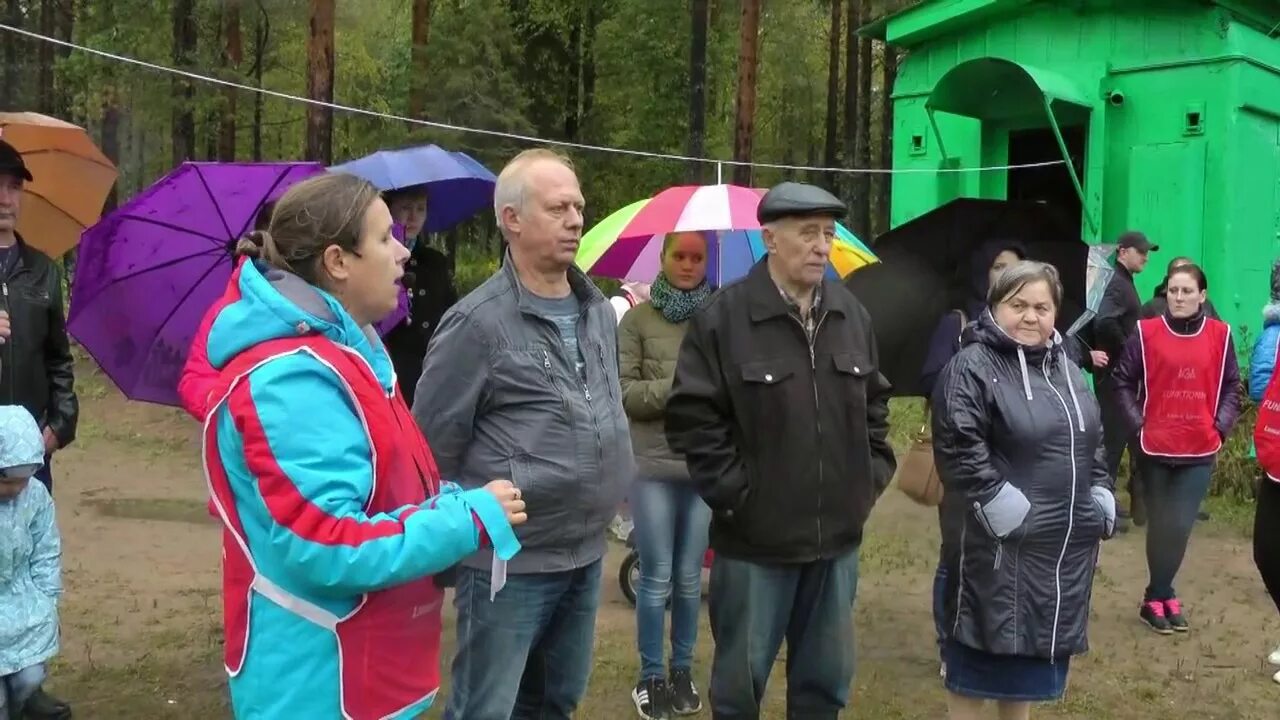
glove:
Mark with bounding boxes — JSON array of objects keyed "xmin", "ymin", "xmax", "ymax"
[
  {"xmin": 974, "ymin": 482, "xmax": 1030, "ymax": 539},
  {"xmin": 1091, "ymin": 486, "xmax": 1116, "ymax": 539}
]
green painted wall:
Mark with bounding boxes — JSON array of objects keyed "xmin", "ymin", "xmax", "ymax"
[{"xmin": 886, "ymin": 0, "xmax": 1280, "ymax": 347}]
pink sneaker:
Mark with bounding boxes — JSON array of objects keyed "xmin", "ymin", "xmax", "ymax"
[
  {"xmin": 1139, "ymin": 600, "xmax": 1173, "ymax": 634},
  {"xmin": 1163, "ymin": 598, "xmax": 1189, "ymax": 632}
]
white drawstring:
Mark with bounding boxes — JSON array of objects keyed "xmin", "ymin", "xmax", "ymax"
[
  {"xmin": 1016, "ymin": 347, "xmax": 1033, "ymax": 400},
  {"xmin": 1044, "ymin": 352, "xmax": 1086, "ymax": 431}
]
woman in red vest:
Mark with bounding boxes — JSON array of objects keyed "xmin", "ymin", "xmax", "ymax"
[
  {"xmin": 1113, "ymin": 263, "xmax": 1241, "ymax": 634},
  {"xmin": 201, "ymin": 173, "xmax": 526, "ymax": 719}
]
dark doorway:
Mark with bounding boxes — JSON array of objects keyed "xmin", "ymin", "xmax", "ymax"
[{"xmin": 1006, "ymin": 125, "xmax": 1087, "ymax": 240}]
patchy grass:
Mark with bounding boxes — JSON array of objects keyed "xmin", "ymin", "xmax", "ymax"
[{"xmin": 86, "ymin": 497, "xmax": 214, "ymax": 525}]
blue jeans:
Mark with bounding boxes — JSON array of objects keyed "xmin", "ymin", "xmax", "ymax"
[
  {"xmin": 932, "ymin": 557, "xmax": 947, "ymax": 653},
  {"xmin": 1140, "ymin": 460, "xmax": 1213, "ymax": 600},
  {"xmin": 0, "ymin": 664, "xmax": 45, "ymax": 715},
  {"xmin": 444, "ymin": 560, "xmax": 602, "ymax": 720},
  {"xmin": 707, "ymin": 549, "xmax": 860, "ymax": 720},
  {"xmin": 632, "ymin": 477, "xmax": 711, "ymax": 681}
]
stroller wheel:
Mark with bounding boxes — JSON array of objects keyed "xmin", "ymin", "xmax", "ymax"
[{"xmin": 620, "ymin": 549, "xmax": 640, "ymax": 607}]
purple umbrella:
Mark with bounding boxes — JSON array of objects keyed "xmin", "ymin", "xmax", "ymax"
[
  {"xmin": 67, "ymin": 161, "xmax": 325, "ymax": 407},
  {"xmin": 329, "ymin": 144, "xmax": 497, "ymax": 232}
]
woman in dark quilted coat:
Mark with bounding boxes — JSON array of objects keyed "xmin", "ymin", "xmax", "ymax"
[{"xmin": 931, "ymin": 261, "xmax": 1116, "ymax": 720}]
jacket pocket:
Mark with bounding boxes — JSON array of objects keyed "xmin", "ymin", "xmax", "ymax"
[
  {"xmin": 832, "ymin": 351, "xmax": 873, "ymax": 380},
  {"xmin": 507, "ymin": 453, "xmax": 579, "ymax": 548},
  {"xmin": 737, "ymin": 359, "xmax": 799, "ymax": 451},
  {"xmin": 974, "ymin": 482, "xmax": 1031, "ymax": 540},
  {"xmin": 491, "ymin": 347, "xmax": 571, "ymax": 418},
  {"xmin": 17, "ymin": 285, "xmax": 52, "ymax": 308},
  {"xmin": 740, "ymin": 360, "xmax": 795, "ymax": 386}
]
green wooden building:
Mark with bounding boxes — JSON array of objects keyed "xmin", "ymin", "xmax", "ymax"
[{"xmin": 868, "ymin": 0, "xmax": 1280, "ymax": 342}]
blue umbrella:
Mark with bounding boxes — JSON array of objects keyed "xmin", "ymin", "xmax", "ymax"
[{"xmin": 330, "ymin": 144, "xmax": 497, "ymax": 232}]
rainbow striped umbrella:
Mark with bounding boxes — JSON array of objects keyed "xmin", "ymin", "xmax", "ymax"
[{"xmin": 577, "ymin": 184, "xmax": 877, "ymax": 284}]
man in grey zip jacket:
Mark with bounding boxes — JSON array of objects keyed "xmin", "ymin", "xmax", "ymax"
[{"xmin": 414, "ymin": 149, "xmax": 633, "ymax": 720}]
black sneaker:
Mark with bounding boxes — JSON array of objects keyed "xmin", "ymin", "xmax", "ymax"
[
  {"xmin": 21, "ymin": 687, "xmax": 72, "ymax": 719},
  {"xmin": 632, "ymin": 677, "xmax": 671, "ymax": 720},
  {"xmin": 1164, "ymin": 598, "xmax": 1189, "ymax": 632},
  {"xmin": 668, "ymin": 668, "xmax": 702, "ymax": 715},
  {"xmin": 1140, "ymin": 600, "xmax": 1174, "ymax": 635}
]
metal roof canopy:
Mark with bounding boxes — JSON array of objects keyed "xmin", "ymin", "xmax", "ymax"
[{"xmin": 924, "ymin": 57, "xmax": 1098, "ymax": 234}]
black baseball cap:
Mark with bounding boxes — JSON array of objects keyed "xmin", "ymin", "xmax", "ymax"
[
  {"xmin": 1117, "ymin": 230, "xmax": 1158, "ymax": 253},
  {"xmin": 0, "ymin": 138, "xmax": 32, "ymax": 182}
]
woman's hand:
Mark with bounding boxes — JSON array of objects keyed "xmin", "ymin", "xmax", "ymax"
[
  {"xmin": 1090, "ymin": 350, "xmax": 1109, "ymax": 369},
  {"xmin": 484, "ymin": 479, "xmax": 528, "ymax": 526}
]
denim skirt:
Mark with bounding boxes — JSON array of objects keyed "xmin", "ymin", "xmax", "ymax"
[{"xmin": 943, "ymin": 639, "xmax": 1070, "ymax": 701}]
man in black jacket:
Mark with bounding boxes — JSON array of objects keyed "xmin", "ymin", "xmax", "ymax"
[
  {"xmin": 665, "ymin": 182, "xmax": 895, "ymax": 719},
  {"xmin": 380, "ymin": 186, "xmax": 458, "ymax": 405},
  {"xmin": 1094, "ymin": 230, "xmax": 1156, "ymax": 528},
  {"xmin": 0, "ymin": 140, "xmax": 78, "ymax": 496}
]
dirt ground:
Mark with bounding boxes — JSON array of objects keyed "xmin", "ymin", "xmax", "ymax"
[{"xmin": 43, "ymin": 362, "xmax": 1280, "ymax": 718}]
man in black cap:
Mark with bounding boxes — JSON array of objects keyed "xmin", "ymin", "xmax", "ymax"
[
  {"xmin": 1094, "ymin": 230, "xmax": 1157, "ymax": 528},
  {"xmin": 665, "ymin": 181, "xmax": 895, "ymax": 718},
  {"xmin": 0, "ymin": 138, "xmax": 79, "ymax": 502}
]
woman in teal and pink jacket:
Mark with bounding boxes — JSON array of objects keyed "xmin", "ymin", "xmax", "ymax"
[{"xmin": 202, "ymin": 173, "xmax": 524, "ymax": 719}]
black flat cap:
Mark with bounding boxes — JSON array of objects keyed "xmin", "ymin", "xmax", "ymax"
[
  {"xmin": 0, "ymin": 139, "xmax": 32, "ymax": 182},
  {"xmin": 757, "ymin": 181, "xmax": 846, "ymax": 224}
]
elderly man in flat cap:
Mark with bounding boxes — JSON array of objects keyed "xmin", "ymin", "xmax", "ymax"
[{"xmin": 665, "ymin": 181, "xmax": 895, "ymax": 719}]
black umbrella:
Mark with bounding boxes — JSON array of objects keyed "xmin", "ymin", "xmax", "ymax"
[{"xmin": 846, "ymin": 198, "xmax": 1088, "ymax": 397}]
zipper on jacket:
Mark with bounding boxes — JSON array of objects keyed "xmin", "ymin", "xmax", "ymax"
[
  {"xmin": 1041, "ymin": 355, "xmax": 1079, "ymax": 661},
  {"xmin": 1, "ymin": 282, "xmax": 11, "ymax": 404},
  {"xmin": 792, "ymin": 311, "xmax": 828, "ymax": 555}
]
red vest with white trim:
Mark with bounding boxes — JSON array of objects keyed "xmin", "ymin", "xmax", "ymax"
[
  {"xmin": 202, "ymin": 335, "xmax": 444, "ymax": 720},
  {"xmin": 1137, "ymin": 316, "xmax": 1230, "ymax": 458}
]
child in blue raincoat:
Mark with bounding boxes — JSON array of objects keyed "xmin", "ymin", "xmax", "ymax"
[{"xmin": 0, "ymin": 406, "xmax": 70, "ymax": 719}]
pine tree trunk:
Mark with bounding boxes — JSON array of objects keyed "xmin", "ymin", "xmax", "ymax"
[
  {"xmin": 731, "ymin": 0, "xmax": 762, "ymax": 187},
  {"xmin": 687, "ymin": 0, "xmax": 709, "ymax": 183},
  {"xmin": 252, "ymin": 4, "xmax": 269, "ymax": 161},
  {"xmin": 219, "ymin": 0, "xmax": 242, "ymax": 161},
  {"xmin": 171, "ymin": 0, "xmax": 198, "ymax": 166},
  {"xmin": 51, "ymin": 0, "xmax": 73, "ymax": 118},
  {"xmin": 824, "ymin": 0, "xmax": 842, "ymax": 192},
  {"xmin": 305, "ymin": 0, "xmax": 335, "ymax": 164},
  {"xmin": 842, "ymin": 0, "xmax": 860, "ymax": 204},
  {"xmin": 100, "ymin": 0, "xmax": 120, "ymax": 211},
  {"xmin": 2, "ymin": 0, "xmax": 23, "ymax": 111},
  {"xmin": 565, "ymin": 17, "xmax": 582, "ymax": 140},
  {"xmin": 877, "ymin": 44, "xmax": 899, "ymax": 235},
  {"xmin": 408, "ymin": 0, "xmax": 432, "ymax": 119},
  {"xmin": 36, "ymin": 0, "xmax": 54, "ymax": 114},
  {"xmin": 854, "ymin": 0, "xmax": 873, "ymax": 238}
]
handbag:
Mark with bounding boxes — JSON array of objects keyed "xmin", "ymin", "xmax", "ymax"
[
  {"xmin": 894, "ymin": 310, "xmax": 966, "ymax": 507},
  {"xmin": 895, "ymin": 412, "xmax": 944, "ymax": 507}
]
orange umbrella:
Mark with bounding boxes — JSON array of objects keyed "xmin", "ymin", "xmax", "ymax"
[{"xmin": 0, "ymin": 112, "xmax": 118, "ymax": 258}]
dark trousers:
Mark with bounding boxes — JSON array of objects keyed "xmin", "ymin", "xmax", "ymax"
[
  {"xmin": 1141, "ymin": 459, "xmax": 1213, "ymax": 600},
  {"xmin": 33, "ymin": 455, "xmax": 51, "ymax": 495},
  {"xmin": 1255, "ymin": 475, "xmax": 1280, "ymax": 615},
  {"xmin": 1096, "ymin": 375, "xmax": 1142, "ymax": 509},
  {"xmin": 707, "ymin": 550, "xmax": 860, "ymax": 720}
]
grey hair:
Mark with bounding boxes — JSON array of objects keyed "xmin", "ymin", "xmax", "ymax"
[
  {"xmin": 492, "ymin": 148, "xmax": 574, "ymax": 237},
  {"xmin": 987, "ymin": 260, "xmax": 1063, "ymax": 309}
]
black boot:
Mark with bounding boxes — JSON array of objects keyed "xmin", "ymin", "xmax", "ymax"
[{"xmin": 21, "ymin": 688, "xmax": 71, "ymax": 720}]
